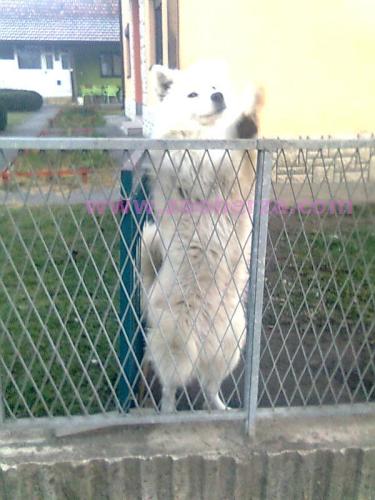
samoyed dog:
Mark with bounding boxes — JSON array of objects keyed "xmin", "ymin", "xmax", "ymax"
[{"xmin": 141, "ymin": 62, "xmax": 262, "ymax": 412}]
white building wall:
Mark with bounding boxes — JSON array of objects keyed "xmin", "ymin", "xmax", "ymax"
[
  {"xmin": 0, "ymin": 48, "xmax": 72, "ymax": 98},
  {"xmin": 124, "ymin": 0, "xmax": 137, "ymax": 120},
  {"xmin": 138, "ymin": 0, "xmax": 153, "ymax": 136}
]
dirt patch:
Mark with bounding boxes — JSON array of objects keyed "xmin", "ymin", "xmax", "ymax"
[
  {"xmin": 258, "ymin": 205, "xmax": 375, "ymax": 407},
  {"xmin": 146, "ymin": 205, "xmax": 375, "ymax": 411}
]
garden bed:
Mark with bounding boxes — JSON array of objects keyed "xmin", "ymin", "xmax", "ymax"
[{"xmin": 48, "ymin": 106, "xmax": 106, "ymax": 132}]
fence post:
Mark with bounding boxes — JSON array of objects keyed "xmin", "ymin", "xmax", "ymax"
[
  {"xmin": 244, "ymin": 147, "xmax": 273, "ymax": 435},
  {"xmin": 0, "ymin": 377, "xmax": 4, "ymax": 424},
  {"xmin": 119, "ymin": 164, "xmax": 147, "ymax": 411}
]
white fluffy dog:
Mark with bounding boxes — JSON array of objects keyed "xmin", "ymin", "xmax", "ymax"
[{"xmin": 140, "ymin": 62, "xmax": 261, "ymax": 412}]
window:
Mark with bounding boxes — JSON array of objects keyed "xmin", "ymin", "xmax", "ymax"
[
  {"xmin": 113, "ymin": 54, "xmax": 122, "ymax": 76},
  {"xmin": 0, "ymin": 45, "xmax": 14, "ymax": 60},
  {"xmin": 125, "ymin": 24, "xmax": 131, "ymax": 78},
  {"xmin": 167, "ymin": 0, "xmax": 179, "ymax": 68},
  {"xmin": 153, "ymin": 0, "xmax": 163, "ymax": 65},
  {"xmin": 100, "ymin": 54, "xmax": 122, "ymax": 77},
  {"xmin": 61, "ymin": 53, "xmax": 71, "ymax": 70},
  {"xmin": 45, "ymin": 54, "xmax": 53, "ymax": 69},
  {"xmin": 149, "ymin": 0, "xmax": 179, "ymax": 68},
  {"xmin": 17, "ymin": 46, "xmax": 41, "ymax": 69}
]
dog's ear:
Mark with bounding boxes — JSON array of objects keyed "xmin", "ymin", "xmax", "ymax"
[{"xmin": 152, "ymin": 65, "xmax": 178, "ymax": 101}]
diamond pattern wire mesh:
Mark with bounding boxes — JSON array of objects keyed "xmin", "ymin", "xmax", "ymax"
[
  {"xmin": 0, "ymin": 146, "xmax": 125, "ymax": 418},
  {"xmin": 134, "ymin": 148, "xmax": 256, "ymax": 414},
  {"xmin": 0, "ymin": 138, "xmax": 374, "ymax": 424},
  {"xmin": 260, "ymin": 142, "xmax": 375, "ymax": 408},
  {"xmin": 0, "ymin": 141, "xmax": 256, "ymax": 420}
]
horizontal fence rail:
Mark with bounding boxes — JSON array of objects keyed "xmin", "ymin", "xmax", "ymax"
[
  {"xmin": 0, "ymin": 137, "xmax": 374, "ymax": 435},
  {"xmin": 1, "ymin": 136, "xmax": 375, "ymax": 150}
]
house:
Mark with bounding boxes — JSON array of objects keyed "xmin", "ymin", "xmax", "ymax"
[
  {"xmin": 0, "ymin": 0, "xmax": 122, "ymax": 103},
  {"xmin": 120, "ymin": 0, "xmax": 375, "ymax": 137}
]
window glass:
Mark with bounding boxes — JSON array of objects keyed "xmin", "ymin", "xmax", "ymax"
[
  {"xmin": 125, "ymin": 25, "xmax": 131, "ymax": 78},
  {"xmin": 100, "ymin": 54, "xmax": 122, "ymax": 77},
  {"xmin": 154, "ymin": 4, "xmax": 163, "ymax": 65},
  {"xmin": 18, "ymin": 47, "xmax": 41, "ymax": 69},
  {"xmin": 113, "ymin": 54, "xmax": 122, "ymax": 77},
  {"xmin": 45, "ymin": 54, "xmax": 53, "ymax": 69},
  {"xmin": 100, "ymin": 54, "xmax": 112, "ymax": 77},
  {"xmin": 61, "ymin": 53, "xmax": 70, "ymax": 70}
]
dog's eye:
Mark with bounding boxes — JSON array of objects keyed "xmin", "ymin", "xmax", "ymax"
[{"xmin": 187, "ymin": 92, "xmax": 198, "ymax": 98}]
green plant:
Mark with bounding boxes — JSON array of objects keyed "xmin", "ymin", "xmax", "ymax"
[
  {"xmin": 52, "ymin": 106, "xmax": 106, "ymax": 129},
  {"xmin": 0, "ymin": 89, "xmax": 43, "ymax": 112},
  {"xmin": 0, "ymin": 103, "xmax": 7, "ymax": 131}
]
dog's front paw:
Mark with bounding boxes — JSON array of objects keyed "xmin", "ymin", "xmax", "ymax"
[
  {"xmin": 160, "ymin": 400, "xmax": 176, "ymax": 414},
  {"xmin": 235, "ymin": 87, "xmax": 264, "ymax": 139},
  {"xmin": 236, "ymin": 113, "xmax": 258, "ymax": 139},
  {"xmin": 160, "ymin": 385, "xmax": 177, "ymax": 413},
  {"xmin": 202, "ymin": 395, "xmax": 231, "ymax": 411}
]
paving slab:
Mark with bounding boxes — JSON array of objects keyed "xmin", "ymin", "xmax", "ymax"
[{"xmin": 0, "ymin": 105, "xmax": 61, "ymax": 170}]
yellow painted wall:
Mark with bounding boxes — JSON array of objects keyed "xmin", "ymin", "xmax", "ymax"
[
  {"xmin": 121, "ymin": 0, "xmax": 375, "ymax": 136},
  {"xmin": 177, "ymin": 0, "xmax": 375, "ymax": 137}
]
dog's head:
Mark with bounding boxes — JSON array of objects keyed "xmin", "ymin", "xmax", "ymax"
[
  {"xmin": 151, "ymin": 62, "xmax": 264, "ymax": 139},
  {"xmin": 152, "ymin": 62, "xmax": 231, "ymax": 126}
]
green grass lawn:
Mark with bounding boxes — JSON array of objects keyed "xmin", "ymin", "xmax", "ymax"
[
  {"xmin": 0, "ymin": 203, "xmax": 373, "ymax": 418},
  {"xmin": 0, "ymin": 205, "xmax": 121, "ymax": 418},
  {"xmin": 278, "ymin": 207, "xmax": 375, "ymax": 326}
]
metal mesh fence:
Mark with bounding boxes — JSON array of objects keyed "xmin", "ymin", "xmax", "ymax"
[
  {"xmin": 0, "ymin": 141, "xmax": 124, "ymax": 420},
  {"xmin": 260, "ymin": 141, "xmax": 375, "ymax": 408},
  {"xmin": 0, "ymin": 138, "xmax": 374, "ymax": 432}
]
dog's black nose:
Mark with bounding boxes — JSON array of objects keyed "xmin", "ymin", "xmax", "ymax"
[{"xmin": 211, "ymin": 92, "xmax": 224, "ymax": 104}]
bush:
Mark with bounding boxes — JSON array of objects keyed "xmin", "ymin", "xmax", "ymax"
[
  {"xmin": 0, "ymin": 103, "xmax": 7, "ymax": 131},
  {"xmin": 0, "ymin": 89, "xmax": 43, "ymax": 112}
]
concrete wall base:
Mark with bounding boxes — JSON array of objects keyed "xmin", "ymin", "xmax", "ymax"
[{"xmin": 1, "ymin": 413, "xmax": 374, "ymax": 499}]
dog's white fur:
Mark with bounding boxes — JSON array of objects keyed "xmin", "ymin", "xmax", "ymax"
[{"xmin": 141, "ymin": 62, "xmax": 261, "ymax": 412}]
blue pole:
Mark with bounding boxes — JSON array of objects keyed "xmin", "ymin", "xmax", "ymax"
[{"xmin": 119, "ymin": 170, "xmax": 150, "ymax": 411}]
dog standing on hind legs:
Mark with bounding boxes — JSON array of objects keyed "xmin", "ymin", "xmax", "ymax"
[{"xmin": 140, "ymin": 62, "xmax": 263, "ymax": 412}]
